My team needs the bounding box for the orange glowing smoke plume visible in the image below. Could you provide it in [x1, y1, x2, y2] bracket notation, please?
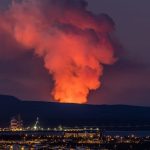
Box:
[0, 0, 117, 104]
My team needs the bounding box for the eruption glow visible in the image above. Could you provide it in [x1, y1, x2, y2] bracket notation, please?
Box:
[0, 0, 117, 104]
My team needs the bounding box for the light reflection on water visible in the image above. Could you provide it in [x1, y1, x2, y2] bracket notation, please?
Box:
[2, 145, 89, 150]
[104, 130, 150, 137]
[1, 144, 93, 150]
[4, 145, 34, 150]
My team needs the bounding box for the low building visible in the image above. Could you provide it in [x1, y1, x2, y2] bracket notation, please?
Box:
[64, 128, 101, 138]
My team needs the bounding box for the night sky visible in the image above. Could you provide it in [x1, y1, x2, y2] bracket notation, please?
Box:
[0, 0, 150, 106]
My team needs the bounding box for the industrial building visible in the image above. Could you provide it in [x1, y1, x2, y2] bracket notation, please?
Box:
[10, 115, 23, 131]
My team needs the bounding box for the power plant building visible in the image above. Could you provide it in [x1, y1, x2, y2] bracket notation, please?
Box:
[10, 115, 23, 131]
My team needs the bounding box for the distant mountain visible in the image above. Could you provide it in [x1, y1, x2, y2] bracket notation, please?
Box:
[0, 95, 150, 130]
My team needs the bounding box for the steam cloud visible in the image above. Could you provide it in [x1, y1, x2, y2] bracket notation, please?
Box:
[0, 0, 117, 104]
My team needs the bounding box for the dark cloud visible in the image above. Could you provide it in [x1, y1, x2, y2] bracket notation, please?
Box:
[0, 0, 11, 10]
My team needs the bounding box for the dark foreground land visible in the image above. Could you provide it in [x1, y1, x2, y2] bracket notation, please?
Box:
[1, 95, 150, 130]
[1, 95, 150, 149]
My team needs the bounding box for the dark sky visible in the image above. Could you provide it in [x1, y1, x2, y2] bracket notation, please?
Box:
[0, 0, 150, 106]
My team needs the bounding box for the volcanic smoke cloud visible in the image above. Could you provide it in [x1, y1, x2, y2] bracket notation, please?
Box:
[0, 0, 117, 104]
